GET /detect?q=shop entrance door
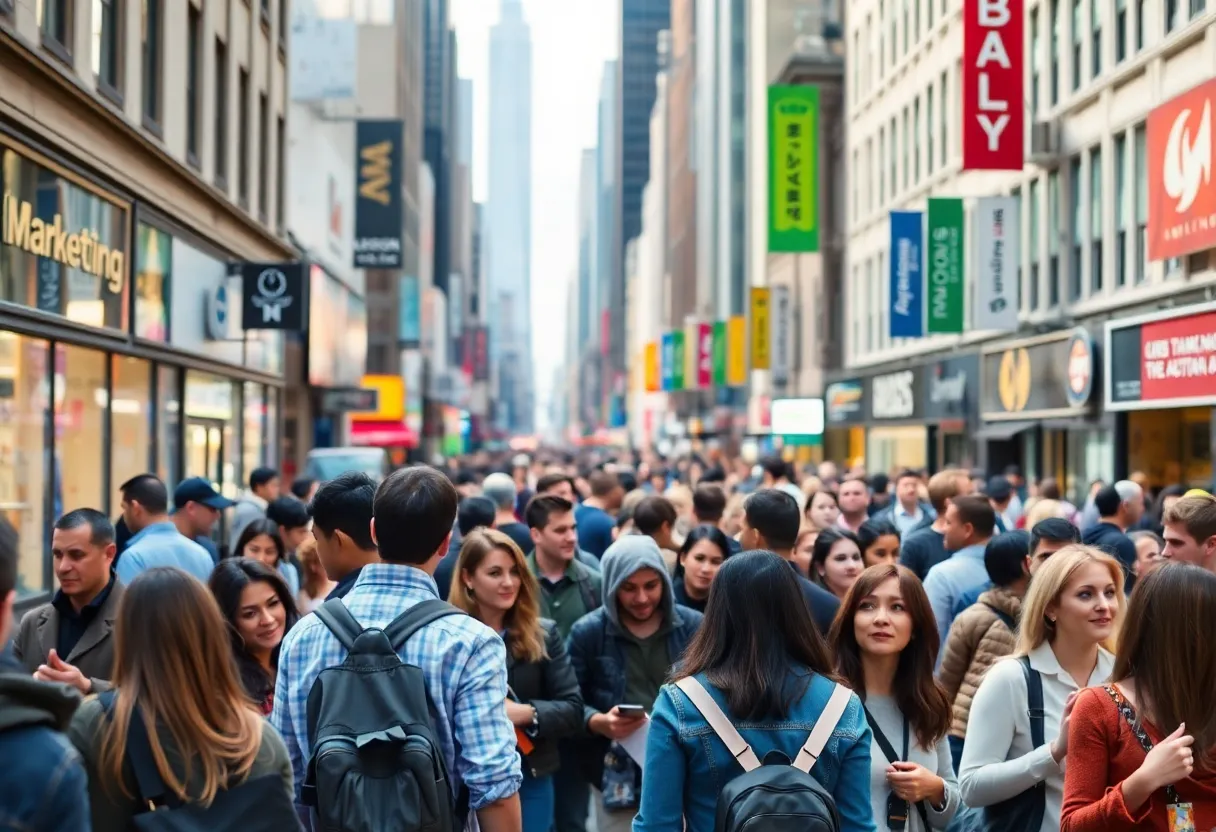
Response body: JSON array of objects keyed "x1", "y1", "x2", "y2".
[{"x1": 184, "y1": 417, "x2": 226, "y2": 555}]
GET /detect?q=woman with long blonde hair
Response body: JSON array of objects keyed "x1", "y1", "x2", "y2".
[
  {"x1": 66, "y1": 567, "x2": 296, "y2": 832},
  {"x1": 450, "y1": 528, "x2": 582, "y2": 832},
  {"x1": 958, "y1": 544, "x2": 1123, "y2": 832}
]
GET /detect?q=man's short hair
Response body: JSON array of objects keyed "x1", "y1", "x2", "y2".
[
  {"x1": 267, "y1": 497, "x2": 311, "y2": 530},
  {"x1": 617, "y1": 470, "x2": 638, "y2": 493},
  {"x1": 588, "y1": 470, "x2": 620, "y2": 498},
  {"x1": 481, "y1": 473, "x2": 517, "y2": 511},
  {"x1": 949, "y1": 495, "x2": 997, "y2": 539},
  {"x1": 894, "y1": 469, "x2": 920, "y2": 486},
  {"x1": 309, "y1": 471, "x2": 376, "y2": 550},
  {"x1": 1163, "y1": 493, "x2": 1216, "y2": 543},
  {"x1": 743, "y1": 489, "x2": 801, "y2": 551},
  {"x1": 249, "y1": 467, "x2": 279, "y2": 490},
  {"x1": 373, "y1": 466, "x2": 460, "y2": 564},
  {"x1": 1094, "y1": 485, "x2": 1123, "y2": 518},
  {"x1": 458, "y1": 496, "x2": 497, "y2": 536},
  {"x1": 761, "y1": 455, "x2": 790, "y2": 482},
  {"x1": 535, "y1": 473, "x2": 575, "y2": 495},
  {"x1": 54, "y1": 508, "x2": 115, "y2": 547},
  {"x1": 0, "y1": 515, "x2": 18, "y2": 598},
  {"x1": 985, "y1": 530, "x2": 1032, "y2": 587},
  {"x1": 525, "y1": 495, "x2": 574, "y2": 530},
  {"x1": 927, "y1": 469, "x2": 965, "y2": 515},
  {"x1": 633, "y1": 496, "x2": 678, "y2": 537},
  {"x1": 119, "y1": 474, "x2": 168, "y2": 515},
  {"x1": 1030, "y1": 517, "x2": 1082, "y2": 552},
  {"x1": 290, "y1": 477, "x2": 317, "y2": 500},
  {"x1": 692, "y1": 483, "x2": 727, "y2": 523}
]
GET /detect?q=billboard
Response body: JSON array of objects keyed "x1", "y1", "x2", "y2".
[
  {"x1": 768, "y1": 86, "x2": 820, "y2": 252},
  {"x1": 1147, "y1": 79, "x2": 1216, "y2": 261},
  {"x1": 288, "y1": 3, "x2": 357, "y2": 102}
]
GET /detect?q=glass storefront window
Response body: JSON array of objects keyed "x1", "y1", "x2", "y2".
[
  {"x1": 134, "y1": 223, "x2": 171, "y2": 341},
  {"x1": 0, "y1": 334, "x2": 50, "y2": 596},
  {"x1": 866, "y1": 427, "x2": 928, "y2": 475},
  {"x1": 157, "y1": 365, "x2": 180, "y2": 489},
  {"x1": 183, "y1": 371, "x2": 235, "y2": 498},
  {"x1": 110, "y1": 356, "x2": 152, "y2": 506},
  {"x1": 0, "y1": 146, "x2": 130, "y2": 330},
  {"x1": 1128, "y1": 409, "x2": 1212, "y2": 490},
  {"x1": 55, "y1": 345, "x2": 106, "y2": 514},
  {"x1": 242, "y1": 382, "x2": 264, "y2": 485}
]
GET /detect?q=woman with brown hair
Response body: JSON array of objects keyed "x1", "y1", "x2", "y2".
[
  {"x1": 449, "y1": 528, "x2": 582, "y2": 832},
  {"x1": 1061, "y1": 562, "x2": 1216, "y2": 831},
  {"x1": 66, "y1": 567, "x2": 296, "y2": 832},
  {"x1": 831, "y1": 564, "x2": 959, "y2": 830}
]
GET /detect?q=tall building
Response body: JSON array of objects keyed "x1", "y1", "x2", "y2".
[
  {"x1": 589, "y1": 60, "x2": 618, "y2": 429},
  {"x1": 487, "y1": 0, "x2": 534, "y2": 434},
  {"x1": 423, "y1": 0, "x2": 454, "y2": 299}
]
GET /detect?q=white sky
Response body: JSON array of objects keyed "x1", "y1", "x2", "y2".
[{"x1": 450, "y1": 0, "x2": 619, "y2": 431}]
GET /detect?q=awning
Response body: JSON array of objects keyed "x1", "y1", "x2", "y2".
[
  {"x1": 350, "y1": 420, "x2": 419, "y2": 448},
  {"x1": 974, "y1": 420, "x2": 1037, "y2": 441}
]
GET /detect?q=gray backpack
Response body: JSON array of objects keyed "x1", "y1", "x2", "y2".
[{"x1": 303, "y1": 598, "x2": 466, "y2": 832}]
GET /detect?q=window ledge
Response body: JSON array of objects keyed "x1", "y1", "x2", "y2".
[
  {"x1": 142, "y1": 114, "x2": 164, "y2": 139},
  {"x1": 40, "y1": 32, "x2": 74, "y2": 68},
  {"x1": 96, "y1": 78, "x2": 124, "y2": 109},
  {"x1": 187, "y1": 150, "x2": 201, "y2": 171}
]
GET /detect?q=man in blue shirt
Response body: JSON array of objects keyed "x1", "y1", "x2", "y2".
[
  {"x1": 115, "y1": 474, "x2": 214, "y2": 584},
  {"x1": 575, "y1": 470, "x2": 623, "y2": 558},
  {"x1": 924, "y1": 494, "x2": 997, "y2": 661},
  {"x1": 170, "y1": 477, "x2": 235, "y2": 563}
]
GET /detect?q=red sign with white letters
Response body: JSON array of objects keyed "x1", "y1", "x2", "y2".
[
  {"x1": 1147, "y1": 79, "x2": 1216, "y2": 261},
  {"x1": 962, "y1": 0, "x2": 1024, "y2": 170},
  {"x1": 1139, "y1": 311, "x2": 1216, "y2": 402}
]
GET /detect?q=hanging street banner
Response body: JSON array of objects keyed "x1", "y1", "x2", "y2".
[
  {"x1": 727, "y1": 315, "x2": 748, "y2": 385},
  {"x1": 750, "y1": 287, "x2": 771, "y2": 369},
  {"x1": 768, "y1": 85, "x2": 820, "y2": 252},
  {"x1": 962, "y1": 0, "x2": 1023, "y2": 169},
  {"x1": 353, "y1": 120, "x2": 404, "y2": 268},
  {"x1": 696, "y1": 322, "x2": 714, "y2": 388},
  {"x1": 889, "y1": 211, "x2": 924, "y2": 338},
  {"x1": 927, "y1": 197, "x2": 966, "y2": 334},
  {"x1": 712, "y1": 321, "x2": 728, "y2": 386},
  {"x1": 660, "y1": 333, "x2": 675, "y2": 391},
  {"x1": 644, "y1": 341, "x2": 660, "y2": 392},
  {"x1": 672, "y1": 330, "x2": 687, "y2": 390},
  {"x1": 771, "y1": 285, "x2": 792, "y2": 386},
  {"x1": 973, "y1": 196, "x2": 1020, "y2": 332}
]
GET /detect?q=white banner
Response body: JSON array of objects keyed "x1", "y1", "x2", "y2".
[
  {"x1": 289, "y1": 2, "x2": 357, "y2": 102},
  {"x1": 973, "y1": 196, "x2": 1020, "y2": 332},
  {"x1": 771, "y1": 285, "x2": 792, "y2": 386}
]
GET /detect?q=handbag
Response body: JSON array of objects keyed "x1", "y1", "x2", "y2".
[
  {"x1": 980, "y1": 656, "x2": 1047, "y2": 832},
  {"x1": 863, "y1": 705, "x2": 933, "y2": 830}
]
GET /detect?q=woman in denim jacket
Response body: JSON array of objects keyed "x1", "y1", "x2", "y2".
[{"x1": 633, "y1": 551, "x2": 877, "y2": 832}]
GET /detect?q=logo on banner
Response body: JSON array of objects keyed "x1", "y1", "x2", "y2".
[
  {"x1": 930, "y1": 369, "x2": 967, "y2": 405},
  {"x1": 1164, "y1": 102, "x2": 1212, "y2": 214},
  {"x1": 998, "y1": 348, "x2": 1032, "y2": 412},
  {"x1": 974, "y1": 196, "x2": 1020, "y2": 332},
  {"x1": 251, "y1": 268, "x2": 292, "y2": 323},
  {"x1": 872, "y1": 371, "x2": 915, "y2": 419},
  {"x1": 927, "y1": 198, "x2": 965, "y2": 333},
  {"x1": 962, "y1": 0, "x2": 1024, "y2": 170},
  {"x1": 1065, "y1": 330, "x2": 1095, "y2": 406},
  {"x1": 239, "y1": 262, "x2": 307, "y2": 331},
  {"x1": 1149, "y1": 80, "x2": 1216, "y2": 260},
  {"x1": 889, "y1": 211, "x2": 924, "y2": 338}
]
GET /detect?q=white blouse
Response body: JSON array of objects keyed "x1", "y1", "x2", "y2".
[{"x1": 958, "y1": 641, "x2": 1115, "y2": 832}]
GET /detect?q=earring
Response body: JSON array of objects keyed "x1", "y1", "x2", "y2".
[{"x1": 466, "y1": 585, "x2": 474, "y2": 595}]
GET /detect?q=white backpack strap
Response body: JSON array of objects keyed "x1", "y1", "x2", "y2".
[
  {"x1": 792, "y1": 683, "x2": 852, "y2": 773},
  {"x1": 675, "y1": 677, "x2": 762, "y2": 773}
]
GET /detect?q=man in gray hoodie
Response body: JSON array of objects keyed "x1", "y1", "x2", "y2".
[
  {"x1": 567, "y1": 535, "x2": 703, "y2": 832},
  {"x1": 227, "y1": 466, "x2": 280, "y2": 553}
]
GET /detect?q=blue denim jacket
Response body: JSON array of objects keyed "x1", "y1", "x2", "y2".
[{"x1": 633, "y1": 669, "x2": 876, "y2": 832}]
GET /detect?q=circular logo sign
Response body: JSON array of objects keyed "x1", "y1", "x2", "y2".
[
  {"x1": 256, "y1": 268, "x2": 289, "y2": 298},
  {"x1": 998, "y1": 348, "x2": 1031, "y2": 412},
  {"x1": 1065, "y1": 329, "x2": 1094, "y2": 407}
]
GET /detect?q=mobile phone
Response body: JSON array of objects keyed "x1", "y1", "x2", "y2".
[{"x1": 617, "y1": 704, "x2": 647, "y2": 717}]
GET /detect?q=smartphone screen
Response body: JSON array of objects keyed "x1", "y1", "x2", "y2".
[{"x1": 617, "y1": 705, "x2": 646, "y2": 717}]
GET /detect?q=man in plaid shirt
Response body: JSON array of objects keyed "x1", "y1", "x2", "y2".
[{"x1": 271, "y1": 466, "x2": 523, "y2": 830}]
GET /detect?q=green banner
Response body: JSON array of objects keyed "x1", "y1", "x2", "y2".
[
  {"x1": 672, "y1": 330, "x2": 686, "y2": 390},
  {"x1": 712, "y1": 321, "x2": 727, "y2": 386},
  {"x1": 768, "y1": 85, "x2": 819, "y2": 253},
  {"x1": 926, "y1": 197, "x2": 965, "y2": 334}
]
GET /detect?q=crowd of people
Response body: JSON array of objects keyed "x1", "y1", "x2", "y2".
[{"x1": 0, "y1": 449, "x2": 1215, "y2": 832}]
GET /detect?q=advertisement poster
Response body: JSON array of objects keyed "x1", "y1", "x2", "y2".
[
  {"x1": 962, "y1": 0, "x2": 1024, "y2": 169},
  {"x1": 696, "y1": 323, "x2": 713, "y2": 388},
  {"x1": 768, "y1": 86, "x2": 820, "y2": 252},
  {"x1": 660, "y1": 333, "x2": 675, "y2": 391},
  {"x1": 1147, "y1": 79, "x2": 1216, "y2": 261},
  {"x1": 1108, "y1": 309, "x2": 1216, "y2": 407},
  {"x1": 926, "y1": 198, "x2": 965, "y2": 334},
  {"x1": 771, "y1": 285, "x2": 791, "y2": 386},
  {"x1": 973, "y1": 196, "x2": 1020, "y2": 332},
  {"x1": 672, "y1": 330, "x2": 686, "y2": 390},
  {"x1": 644, "y1": 341, "x2": 660, "y2": 392},
  {"x1": 889, "y1": 211, "x2": 924, "y2": 338},
  {"x1": 353, "y1": 120, "x2": 404, "y2": 268}
]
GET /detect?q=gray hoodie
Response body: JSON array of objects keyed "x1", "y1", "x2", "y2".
[{"x1": 598, "y1": 534, "x2": 675, "y2": 630}]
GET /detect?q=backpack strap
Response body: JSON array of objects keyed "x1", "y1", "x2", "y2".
[
  {"x1": 1020, "y1": 656, "x2": 1045, "y2": 748},
  {"x1": 313, "y1": 598, "x2": 366, "y2": 651},
  {"x1": 792, "y1": 683, "x2": 852, "y2": 773},
  {"x1": 983, "y1": 602, "x2": 1016, "y2": 631},
  {"x1": 675, "y1": 677, "x2": 762, "y2": 773},
  {"x1": 382, "y1": 598, "x2": 466, "y2": 649},
  {"x1": 98, "y1": 691, "x2": 178, "y2": 811}
]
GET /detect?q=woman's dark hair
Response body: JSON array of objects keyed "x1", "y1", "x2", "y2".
[
  {"x1": 674, "y1": 551, "x2": 840, "y2": 721},
  {"x1": 1149, "y1": 483, "x2": 1188, "y2": 531},
  {"x1": 805, "y1": 489, "x2": 839, "y2": 519},
  {"x1": 830, "y1": 564, "x2": 952, "y2": 749},
  {"x1": 857, "y1": 518, "x2": 900, "y2": 555},
  {"x1": 673, "y1": 524, "x2": 733, "y2": 578},
  {"x1": 809, "y1": 527, "x2": 861, "y2": 587},
  {"x1": 234, "y1": 518, "x2": 285, "y2": 566},
  {"x1": 208, "y1": 558, "x2": 299, "y2": 706}
]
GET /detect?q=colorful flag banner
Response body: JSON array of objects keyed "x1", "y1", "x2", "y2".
[
  {"x1": 889, "y1": 211, "x2": 925, "y2": 338},
  {"x1": 927, "y1": 197, "x2": 965, "y2": 334},
  {"x1": 750, "y1": 288, "x2": 771, "y2": 369},
  {"x1": 712, "y1": 321, "x2": 728, "y2": 386},
  {"x1": 727, "y1": 316, "x2": 747, "y2": 385},
  {"x1": 643, "y1": 341, "x2": 660, "y2": 392},
  {"x1": 660, "y1": 333, "x2": 675, "y2": 391},
  {"x1": 696, "y1": 323, "x2": 713, "y2": 388},
  {"x1": 768, "y1": 85, "x2": 820, "y2": 252},
  {"x1": 973, "y1": 196, "x2": 1020, "y2": 333},
  {"x1": 672, "y1": 330, "x2": 686, "y2": 390}
]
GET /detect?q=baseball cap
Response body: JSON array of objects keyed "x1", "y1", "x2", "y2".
[
  {"x1": 986, "y1": 476, "x2": 1013, "y2": 502},
  {"x1": 173, "y1": 477, "x2": 237, "y2": 511}
]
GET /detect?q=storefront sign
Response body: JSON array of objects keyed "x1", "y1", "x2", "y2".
[
  {"x1": 825, "y1": 379, "x2": 865, "y2": 425},
  {"x1": 1147, "y1": 79, "x2": 1216, "y2": 261},
  {"x1": 1107, "y1": 304, "x2": 1216, "y2": 409},
  {"x1": 353, "y1": 119, "x2": 404, "y2": 268},
  {"x1": 868, "y1": 369, "x2": 923, "y2": 421},
  {"x1": 768, "y1": 85, "x2": 819, "y2": 253},
  {"x1": 982, "y1": 329, "x2": 1097, "y2": 418},
  {"x1": 889, "y1": 211, "x2": 924, "y2": 338},
  {"x1": 962, "y1": 0, "x2": 1023, "y2": 170},
  {"x1": 771, "y1": 285, "x2": 792, "y2": 385},
  {"x1": 352, "y1": 374, "x2": 404, "y2": 422},
  {"x1": 672, "y1": 330, "x2": 686, "y2": 390},
  {"x1": 320, "y1": 388, "x2": 379, "y2": 413},
  {"x1": 927, "y1": 198, "x2": 965, "y2": 333},
  {"x1": 472, "y1": 325, "x2": 489, "y2": 382},
  {"x1": 239, "y1": 262, "x2": 308, "y2": 331},
  {"x1": 2, "y1": 192, "x2": 126, "y2": 291},
  {"x1": 924, "y1": 354, "x2": 980, "y2": 420},
  {"x1": 750, "y1": 288, "x2": 771, "y2": 369},
  {"x1": 973, "y1": 196, "x2": 1020, "y2": 332}
]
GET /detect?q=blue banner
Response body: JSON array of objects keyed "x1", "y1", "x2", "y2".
[
  {"x1": 889, "y1": 211, "x2": 924, "y2": 338},
  {"x1": 661, "y1": 333, "x2": 675, "y2": 391},
  {"x1": 398, "y1": 275, "x2": 420, "y2": 345}
]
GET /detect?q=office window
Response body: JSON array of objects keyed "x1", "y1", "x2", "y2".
[
  {"x1": 866, "y1": 138, "x2": 874, "y2": 211},
  {"x1": 1049, "y1": 170, "x2": 1061, "y2": 305},
  {"x1": 1031, "y1": 10, "x2": 1040, "y2": 115},
  {"x1": 940, "y1": 70, "x2": 948, "y2": 166},
  {"x1": 852, "y1": 149, "x2": 860, "y2": 220},
  {"x1": 879, "y1": 127, "x2": 886, "y2": 203},
  {"x1": 57, "y1": 345, "x2": 106, "y2": 515},
  {"x1": 889, "y1": 116, "x2": 897, "y2": 197},
  {"x1": 1192, "y1": 0, "x2": 1207, "y2": 19},
  {"x1": 1134, "y1": 123, "x2": 1147, "y2": 283},
  {"x1": 901, "y1": 108, "x2": 909, "y2": 190},
  {"x1": 141, "y1": 0, "x2": 162, "y2": 124},
  {"x1": 214, "y1": 39, "x2": 229, "y2": 186},
  {"x1": 866, "y1": 259, "x2": 875, "y2": 352},
  {"x1": 1115, "y1": 133, "x2": 1127, "y2": 286},
  {"x1": 1091, "y1": 0, "x2": 1102, "y2": 78},
  {"x1": 157, "y1": 365, "x2": 180, "y2": 488},
  {"x1": 927, "y1": 0, "x2": 933, "y2": 28},
  {"x1": 1090, "y1": 146, "x2": 1103, "y2": 293},
  {"x1": 38, "y1": 0, "x2": 71, "y2": 48},
  {"x1": 902, "y1": 0, "x2": 909, "y2": 54},
  {"x1": 111, "y1": 356, "x2": 153, "y2": 508},
  {"x1": 888, "y1": 3, "x2": 896, "y2": 70},
  {"x1": 276, "y1": 115, "x2": 286, "y2": 231},
  {"x1": 1166, "y1": 0, "x2": 1181, "y2": 32},
  {"x1": 1116, "y1": 0, "x2": 1127, "y2": 61},
  {"x1": 927, "y1": 85, "x2": 935, "y2": 174},
  {"x1": 258, "y1": 92, "x2": 269, "y2": 222},
  {"x1": 913, "y1": 99, "x2": 921, "y2": 184},
  {"x1": 92, "y1": 0, "x2": 122, "y2": 92},
  {"x1": 238, "y1": 68, "x2": 250, "y2": 206},
  {"x1": 186, "y1": 6, "x2": 201, "y2": 163},
  {"x1": 1072, "y1": 0, "x2": 1082, "y2": 90},
  {"x1": 1030, "y1": 178, "x2": 1042, "y2": 309},
  {"x1": 852, "y1": 31, "x2": 860, "y2": 102},
  {"x1": 879, "y1": 0, "x2": 885, "y2": 76},
  {"x1": 1050, "y1": 0, "x2": 1060, "y2": 104},
  {"x1": 1069, "y1": 156, "x2": 1082, "y2": 300},
  {"x1": 1136, "y1": 0, "x2": 1145, "y2": 49}
]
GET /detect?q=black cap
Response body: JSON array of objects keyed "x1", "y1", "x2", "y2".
[
  {"x1": 986, "y1": 476, "x2": 1013, "y2": 502},
  {"x1": 173, "y1": 477, "x2": 237, "y2": 510}
]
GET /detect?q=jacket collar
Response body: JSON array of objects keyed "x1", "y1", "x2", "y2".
[
  {"x1": 37, "y1": 579, "x2": 124, "y2": 664},
  {"x1": 1028, "y1": 639, "x2": 1115, "y2": 687},
  {"x1": 526, "y1": 551, "x2": 591, "y2": 582}
]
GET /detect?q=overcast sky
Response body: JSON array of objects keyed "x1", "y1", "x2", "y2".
[{"x1": 450, "y1": 0, "x2": 618, "y2": 431}]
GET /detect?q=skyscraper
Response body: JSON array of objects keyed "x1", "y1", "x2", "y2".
[{"x1": 487, "y1": 0, "x2": 534, "y2": 434}]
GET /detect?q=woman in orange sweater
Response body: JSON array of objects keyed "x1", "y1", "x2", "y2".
[{"x1": 1061, "y1": 562, "x2": 1216, "y2": 831}]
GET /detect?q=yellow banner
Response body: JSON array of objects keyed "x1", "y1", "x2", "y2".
[
  {"x1": 750, "y1": 288, "x2": 771, "y2": 370},
  {"x1": 643, "y1": 342, "x2": 659, "y2": 392},
  {"x1": 727, "y1": 316, "x2": 747, "y2": 385}
]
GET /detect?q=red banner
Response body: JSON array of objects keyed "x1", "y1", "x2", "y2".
[
  {"x1": 696, "y1": 323, "x2": 713, "y2": 388},
  {"x1": 962, "y1": 0, "x2": 1024, "y2": 170},
  {"x1": 1147, "y1": 79, "x2": 1216, "y2": 261},
  {"x1": 1140, "y1": 311, "x2": 1216, "y2": 401}
]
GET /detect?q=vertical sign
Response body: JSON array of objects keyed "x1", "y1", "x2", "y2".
[
  {"x1": 644, "y1": 341, "x2": 660, "y2": 392},
  {"x1": 398, "y1": 275, "x2": 421, "y2": 345},
  {"x1": 672, "y1": 330, "x2": 687, "y2": 390},
  {"x1": 472, "y1": 326, "x2": 489, "y2": 381},
  {"x1": 353, "y1": 120, "x2": 404, "y2": 268},
  {"x1": 963, "y1": 0, "x2": 1024, "y2": 169},
  {"x1": 750, "y1": 287, "x2": 771, "y2": 369},
  {"x1": 974, "y1": 196, "x2": 1021, "y2": 332},
  {"x1": 771, "y1": 285, "x2": 791, "y2": 386},
  {"x1": 712, "y1": 321, "x2": 728, "y2": 386},
  {"x1": 660, "y1": 333, "x2": 675, "y2": 391},
  {"x1": 768, "y1": 86, "x2": 820, "y2": 252},
  {"x1": 889, "y1": 211, "x2": 924, "y2": 338},
  {"x1": 696, "y1": 322, "x2": 713, "y2": 388},
  {"x1": 727, "y1": 316, "x2": 748, "y2": 385},
  {"x1": 927, "y1": 198, "x2": 965, "y2": 334}
]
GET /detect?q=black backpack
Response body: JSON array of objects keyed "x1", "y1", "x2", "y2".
[
  {"x1": 303, "y1": 598, "x2": 467, "y2": 832},
  {"x1": 675, "y1": 676, "x2": 852, "y2": 832},
  {"x1": 97, "y1": 692, "x2": 301, "y2": 832}
]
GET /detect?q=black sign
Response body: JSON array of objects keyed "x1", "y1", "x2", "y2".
[
  {"x1": 824, "y1": 379, "x2": 865, "y2": 425},
  {"x1": 239, "y1": 262, "x2": 308, "y2": 331},
  {"x1": 866, "y1": 368, "x2": 923, "y2": 421},
  {"x1": 981, "y1": 329, "x2": 1097, "y2": 419},
  {"x1": 924, "y1": 354, "x2": 980, "y2": 421},
  {"x1": 353, "y1": 120, "x2": 404, "y2": 269},
  {"x1": 320, "y1": 388, "x2": 379, "y2": 413}
]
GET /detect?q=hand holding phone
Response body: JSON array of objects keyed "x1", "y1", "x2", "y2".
[{"x1": 616, "y1": 704, "x2": 647, "y2": 718}]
